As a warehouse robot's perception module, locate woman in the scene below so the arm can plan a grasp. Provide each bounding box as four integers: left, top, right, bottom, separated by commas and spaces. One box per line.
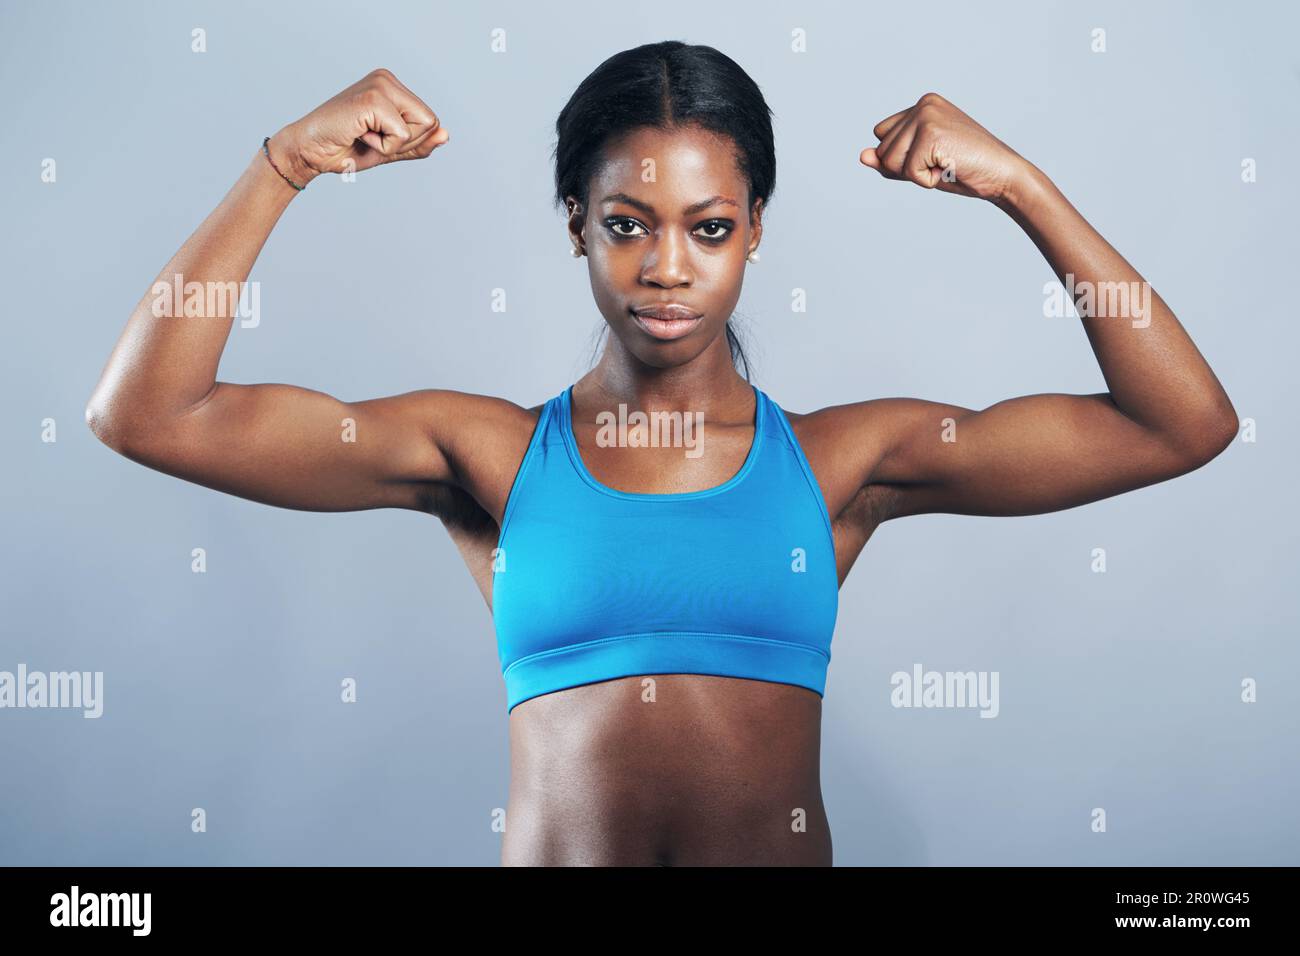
86, 42, 1237, 866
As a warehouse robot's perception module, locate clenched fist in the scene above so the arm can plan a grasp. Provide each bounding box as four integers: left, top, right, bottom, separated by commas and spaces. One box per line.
859, 92, 1027, 203
268, 69, 448, 184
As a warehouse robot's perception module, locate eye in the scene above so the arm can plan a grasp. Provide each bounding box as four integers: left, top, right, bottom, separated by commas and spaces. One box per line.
694, 220, 734, 242
604, 216, 734, 243
606, 217, 648, 238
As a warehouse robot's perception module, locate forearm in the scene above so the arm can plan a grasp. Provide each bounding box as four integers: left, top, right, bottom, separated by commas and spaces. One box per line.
87, 133, 310, 437
998, 162, 1236, 447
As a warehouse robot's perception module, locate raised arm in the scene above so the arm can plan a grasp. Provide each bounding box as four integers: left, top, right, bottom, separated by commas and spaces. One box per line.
824, 92, 1237, 520
86, 70, 528, 517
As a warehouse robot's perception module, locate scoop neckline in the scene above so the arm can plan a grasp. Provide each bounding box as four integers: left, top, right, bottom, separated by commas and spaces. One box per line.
560, 383, 764, 500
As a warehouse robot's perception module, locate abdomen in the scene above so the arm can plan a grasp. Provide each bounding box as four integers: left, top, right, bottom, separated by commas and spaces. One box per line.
502, 674, 832, 866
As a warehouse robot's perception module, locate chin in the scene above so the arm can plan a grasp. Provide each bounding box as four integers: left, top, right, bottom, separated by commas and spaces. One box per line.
621, 330, 705, 365
627, 344, 692, 369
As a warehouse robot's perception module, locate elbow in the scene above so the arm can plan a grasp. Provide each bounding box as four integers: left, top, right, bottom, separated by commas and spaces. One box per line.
85, 390, 143, 456
85, 397, 125, 451
87, 377, 200, 459
1202, 394, 1241, 461
1167, 401, 1239, 469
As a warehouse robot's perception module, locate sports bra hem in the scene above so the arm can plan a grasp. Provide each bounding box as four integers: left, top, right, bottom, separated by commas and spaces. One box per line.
503, 629, 830, 676
503, 630, 831, 712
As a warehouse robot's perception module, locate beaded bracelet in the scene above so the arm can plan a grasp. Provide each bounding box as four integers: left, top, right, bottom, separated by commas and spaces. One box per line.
261, 136, 307, 191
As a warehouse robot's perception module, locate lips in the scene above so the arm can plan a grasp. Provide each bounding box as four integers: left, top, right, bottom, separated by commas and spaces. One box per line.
631, 303, 703, 341
634, 303, 701, 321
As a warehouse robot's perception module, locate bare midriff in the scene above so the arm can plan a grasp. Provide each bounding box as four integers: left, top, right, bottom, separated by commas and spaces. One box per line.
503, 674, 831, 866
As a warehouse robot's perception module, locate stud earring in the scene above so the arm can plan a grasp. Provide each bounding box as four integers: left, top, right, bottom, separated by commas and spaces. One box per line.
570, 246, 582, 258
747, 250, 760, 263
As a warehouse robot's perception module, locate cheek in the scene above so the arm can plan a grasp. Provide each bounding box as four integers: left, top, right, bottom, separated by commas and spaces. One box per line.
589, 248, 640, 288
702, 260, 746, 307
710, 259, 744, 286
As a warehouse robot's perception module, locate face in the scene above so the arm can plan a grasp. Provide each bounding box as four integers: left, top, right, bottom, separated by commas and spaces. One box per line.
566, 125, 763, 370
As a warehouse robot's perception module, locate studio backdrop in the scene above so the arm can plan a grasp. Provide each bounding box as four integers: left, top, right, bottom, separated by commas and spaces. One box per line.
1, 0, 1295, 865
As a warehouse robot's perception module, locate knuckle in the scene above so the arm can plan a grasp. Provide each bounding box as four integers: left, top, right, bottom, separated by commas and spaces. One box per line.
918, 91, 943, 106
369, 67, 394, 80
914, 105, 942, 127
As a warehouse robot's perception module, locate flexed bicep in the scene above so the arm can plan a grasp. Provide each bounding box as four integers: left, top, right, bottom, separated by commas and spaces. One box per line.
103, 384, 455, 512
101, 384, 538, 516
865, 393, 1235, 520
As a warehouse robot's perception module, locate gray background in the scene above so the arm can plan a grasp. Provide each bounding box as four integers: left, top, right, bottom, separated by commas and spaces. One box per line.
2, 0, 1295, 865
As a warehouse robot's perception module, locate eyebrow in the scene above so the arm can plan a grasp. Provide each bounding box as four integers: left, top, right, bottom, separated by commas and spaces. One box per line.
599, 192, 739, 216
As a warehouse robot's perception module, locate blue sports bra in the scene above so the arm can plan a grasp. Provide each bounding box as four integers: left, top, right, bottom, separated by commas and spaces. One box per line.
491, 384, 839, 712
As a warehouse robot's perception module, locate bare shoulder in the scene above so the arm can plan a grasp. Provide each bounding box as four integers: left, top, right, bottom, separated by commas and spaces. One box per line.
782, 396, 972, 524
404, 388, 544, 525
403, 388, 540, 438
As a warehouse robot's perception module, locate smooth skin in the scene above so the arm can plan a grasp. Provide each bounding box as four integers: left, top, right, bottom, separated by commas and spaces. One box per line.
87, 71, 1237, 867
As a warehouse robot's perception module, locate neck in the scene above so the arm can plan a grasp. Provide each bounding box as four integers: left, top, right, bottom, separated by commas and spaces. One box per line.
579, 330, 751, 417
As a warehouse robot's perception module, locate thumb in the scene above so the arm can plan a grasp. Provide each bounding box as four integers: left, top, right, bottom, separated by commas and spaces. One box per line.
358, 101, 413, 156
859, 146, 881, 170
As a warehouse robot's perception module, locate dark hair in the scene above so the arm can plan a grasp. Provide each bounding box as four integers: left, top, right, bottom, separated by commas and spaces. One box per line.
553, 40, 777, 380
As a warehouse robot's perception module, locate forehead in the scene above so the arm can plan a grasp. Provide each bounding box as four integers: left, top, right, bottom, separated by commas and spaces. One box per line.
591, 126, 747, 206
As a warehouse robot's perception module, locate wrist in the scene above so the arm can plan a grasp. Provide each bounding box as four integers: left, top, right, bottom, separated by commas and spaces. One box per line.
265, 127, 320, 189
993, 157, 1052, 216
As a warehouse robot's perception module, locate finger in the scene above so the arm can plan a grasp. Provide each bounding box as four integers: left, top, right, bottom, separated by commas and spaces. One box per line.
358, 98, 414, 156
395, 106, 448, 156
862, 104, 916, 171
392, 125, 450, 161
392, 113, 450, 160
876, 110, 915, 152
398, 114, 442, 154
872, 106, 912, 141
377, 73, 442, 146
875, 115, 920, 180
903, 135, 943, 189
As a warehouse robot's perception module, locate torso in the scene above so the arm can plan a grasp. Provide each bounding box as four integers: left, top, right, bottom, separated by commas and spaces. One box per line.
426, 382, 894, 866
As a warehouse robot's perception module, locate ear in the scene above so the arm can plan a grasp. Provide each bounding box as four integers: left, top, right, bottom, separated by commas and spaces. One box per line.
748, 196, 764, 251
564, 195, 586, 250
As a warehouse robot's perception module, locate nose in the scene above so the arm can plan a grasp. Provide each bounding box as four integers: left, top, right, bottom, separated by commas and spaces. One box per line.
639, 227, 692, 288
